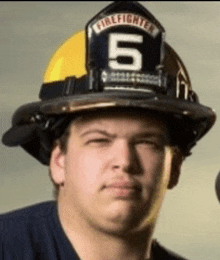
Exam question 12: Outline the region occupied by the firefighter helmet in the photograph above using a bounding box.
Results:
[2,1,216,165]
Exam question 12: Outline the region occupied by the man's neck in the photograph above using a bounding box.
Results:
[57,199,155,260]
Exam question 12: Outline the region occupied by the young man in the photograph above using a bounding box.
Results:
[1,1,216,260]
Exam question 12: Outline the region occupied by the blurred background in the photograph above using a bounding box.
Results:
[1,2,220,259]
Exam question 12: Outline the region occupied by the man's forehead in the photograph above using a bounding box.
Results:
[69,108,168,134]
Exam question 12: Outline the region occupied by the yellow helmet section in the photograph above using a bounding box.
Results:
[43,30,87,83]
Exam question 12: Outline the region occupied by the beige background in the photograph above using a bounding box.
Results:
[1,1,220,259]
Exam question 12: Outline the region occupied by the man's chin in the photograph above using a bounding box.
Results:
[101,201,148,231]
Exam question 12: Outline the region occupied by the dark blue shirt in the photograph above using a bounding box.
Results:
[0,201,187,259]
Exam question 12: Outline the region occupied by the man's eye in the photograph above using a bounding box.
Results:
[135,139,163,149]
[86,138,110,145]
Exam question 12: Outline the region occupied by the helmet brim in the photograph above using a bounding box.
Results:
[3,91,216,147]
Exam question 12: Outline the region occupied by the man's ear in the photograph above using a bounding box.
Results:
[168,149,184,189]
[50,144,66,186]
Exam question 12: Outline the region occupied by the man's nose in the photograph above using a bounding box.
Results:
[111,140,141,174]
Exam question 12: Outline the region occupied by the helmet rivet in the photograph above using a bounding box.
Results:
[193,130,197,136]
[183,110,189,115]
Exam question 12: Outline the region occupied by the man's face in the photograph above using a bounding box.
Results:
[52,110,174,234]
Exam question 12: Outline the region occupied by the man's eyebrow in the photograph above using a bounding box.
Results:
[134,131,165,138]
[80,129,116,138]
[133,131,170,142]
[80,129,168,141]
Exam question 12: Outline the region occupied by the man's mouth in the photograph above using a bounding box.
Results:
[104,181,141,199]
